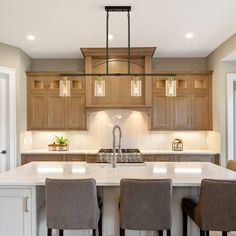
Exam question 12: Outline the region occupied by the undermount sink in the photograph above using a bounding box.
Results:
[88,163,147,168]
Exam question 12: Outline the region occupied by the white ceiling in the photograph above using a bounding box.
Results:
[1,0,236,58]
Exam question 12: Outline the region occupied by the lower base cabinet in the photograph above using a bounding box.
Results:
[143,154,219,164]
[0,188,32,236]
[21,154,97,165]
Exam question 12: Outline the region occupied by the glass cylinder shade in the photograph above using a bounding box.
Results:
[59,77,71,97]
[131,77,142,97]
[165,77,176,96]
[94,77,105,97]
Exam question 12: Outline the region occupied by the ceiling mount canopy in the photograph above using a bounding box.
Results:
[61,6,176,78]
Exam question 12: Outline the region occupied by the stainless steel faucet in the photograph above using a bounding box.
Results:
[112,125,122,168]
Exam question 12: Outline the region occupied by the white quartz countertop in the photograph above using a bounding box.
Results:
[140,150,219,154]
[21,149,99,155]
[0,162,234,187]
[21,149,219,155]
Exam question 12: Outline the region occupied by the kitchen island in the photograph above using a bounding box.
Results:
[0,162,235,236]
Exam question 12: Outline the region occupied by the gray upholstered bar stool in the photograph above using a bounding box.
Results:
[45,178,102,236]
[226,160,236,171]
[182,179,236,236]
[120,179,172,236]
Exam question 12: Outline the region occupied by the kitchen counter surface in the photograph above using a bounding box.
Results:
[21,149,219,155]
[0,161,234,186]
[21,149,99,155]
[140,149,219,155]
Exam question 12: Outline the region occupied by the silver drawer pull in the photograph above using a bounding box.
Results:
[24,197,29,213]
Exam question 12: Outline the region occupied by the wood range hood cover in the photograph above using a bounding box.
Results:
[82,47,156,112]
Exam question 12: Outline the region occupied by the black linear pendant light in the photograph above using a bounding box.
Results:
[61,6,176,78]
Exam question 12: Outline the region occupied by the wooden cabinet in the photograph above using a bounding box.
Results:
[27,73,87,130]
[0,188,32,236]
[151,72,212,131]
[152,93,171,130]
[29,93,48,129]
[21,154,88,165]
[66,93,86,130]
[82,48,154,109]
[143,154,219,164]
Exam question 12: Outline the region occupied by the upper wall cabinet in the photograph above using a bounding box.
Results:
[81,47,155,109]
[151,72,212,131]
[27,73,87,131]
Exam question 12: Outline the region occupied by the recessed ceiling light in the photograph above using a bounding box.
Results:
[27,35,35,41]
[108,34,114,40]
[185,33,194,39]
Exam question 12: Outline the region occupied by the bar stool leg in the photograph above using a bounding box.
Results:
[167,229,171,236]
[59,229,63,236]
[222,232,227,236]
[120,228,125,236]
[99,217,102,236]
[182,210,187,236]
[200,230,206,236]
[93,229,96,236]
[158,230,163,236]
[47,228,52,236]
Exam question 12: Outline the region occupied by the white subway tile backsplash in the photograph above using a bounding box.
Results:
[21,110,212,151]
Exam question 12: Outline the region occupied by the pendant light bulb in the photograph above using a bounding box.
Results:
[131,75,142,97]
[165,77,176,97]
[59,76,71,97]
[94,75,105,97]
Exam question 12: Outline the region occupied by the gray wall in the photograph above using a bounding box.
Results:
[0,42,32,165]
[31,57,207,72]
[31,59,84,71]
[207,33,236,165]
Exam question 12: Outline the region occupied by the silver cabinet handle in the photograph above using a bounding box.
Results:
[24,196,29,213]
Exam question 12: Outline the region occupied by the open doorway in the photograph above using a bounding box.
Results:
[0,66,16,172]
[227,73,236,160]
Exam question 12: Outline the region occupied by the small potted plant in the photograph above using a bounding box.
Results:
[48,136,69,151]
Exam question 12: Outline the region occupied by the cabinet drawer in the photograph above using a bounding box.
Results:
[65,154,86,162]
[21,154,64,165]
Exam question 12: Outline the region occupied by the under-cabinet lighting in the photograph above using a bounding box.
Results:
[174,168,202,174]
[165,77,176,97]
[60,77,71,97]
[94,76,105,96]
[153,167,167,174]
[131,76,142,97]
[37,167,64,173]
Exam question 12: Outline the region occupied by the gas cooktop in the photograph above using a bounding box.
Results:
[97,149,143,163]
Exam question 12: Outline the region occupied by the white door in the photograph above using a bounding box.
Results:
[0,75,7,173]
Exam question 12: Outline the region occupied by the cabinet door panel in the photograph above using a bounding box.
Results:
[173,94,191,130]
[152,93,171,130]
[0,189,31,236]
[191,94,209,130]
[29,93,47,129]
[48,93,65,129]
[66,93,86,130]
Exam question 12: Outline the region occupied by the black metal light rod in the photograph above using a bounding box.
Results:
[128,10,131,74]
[60,73,177,77]
[106,10,109,74]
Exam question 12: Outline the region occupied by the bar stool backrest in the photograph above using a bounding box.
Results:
[45,178,100,230]
[226,160,236,172]
[120,178,172,231]
[197,179,236,231]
